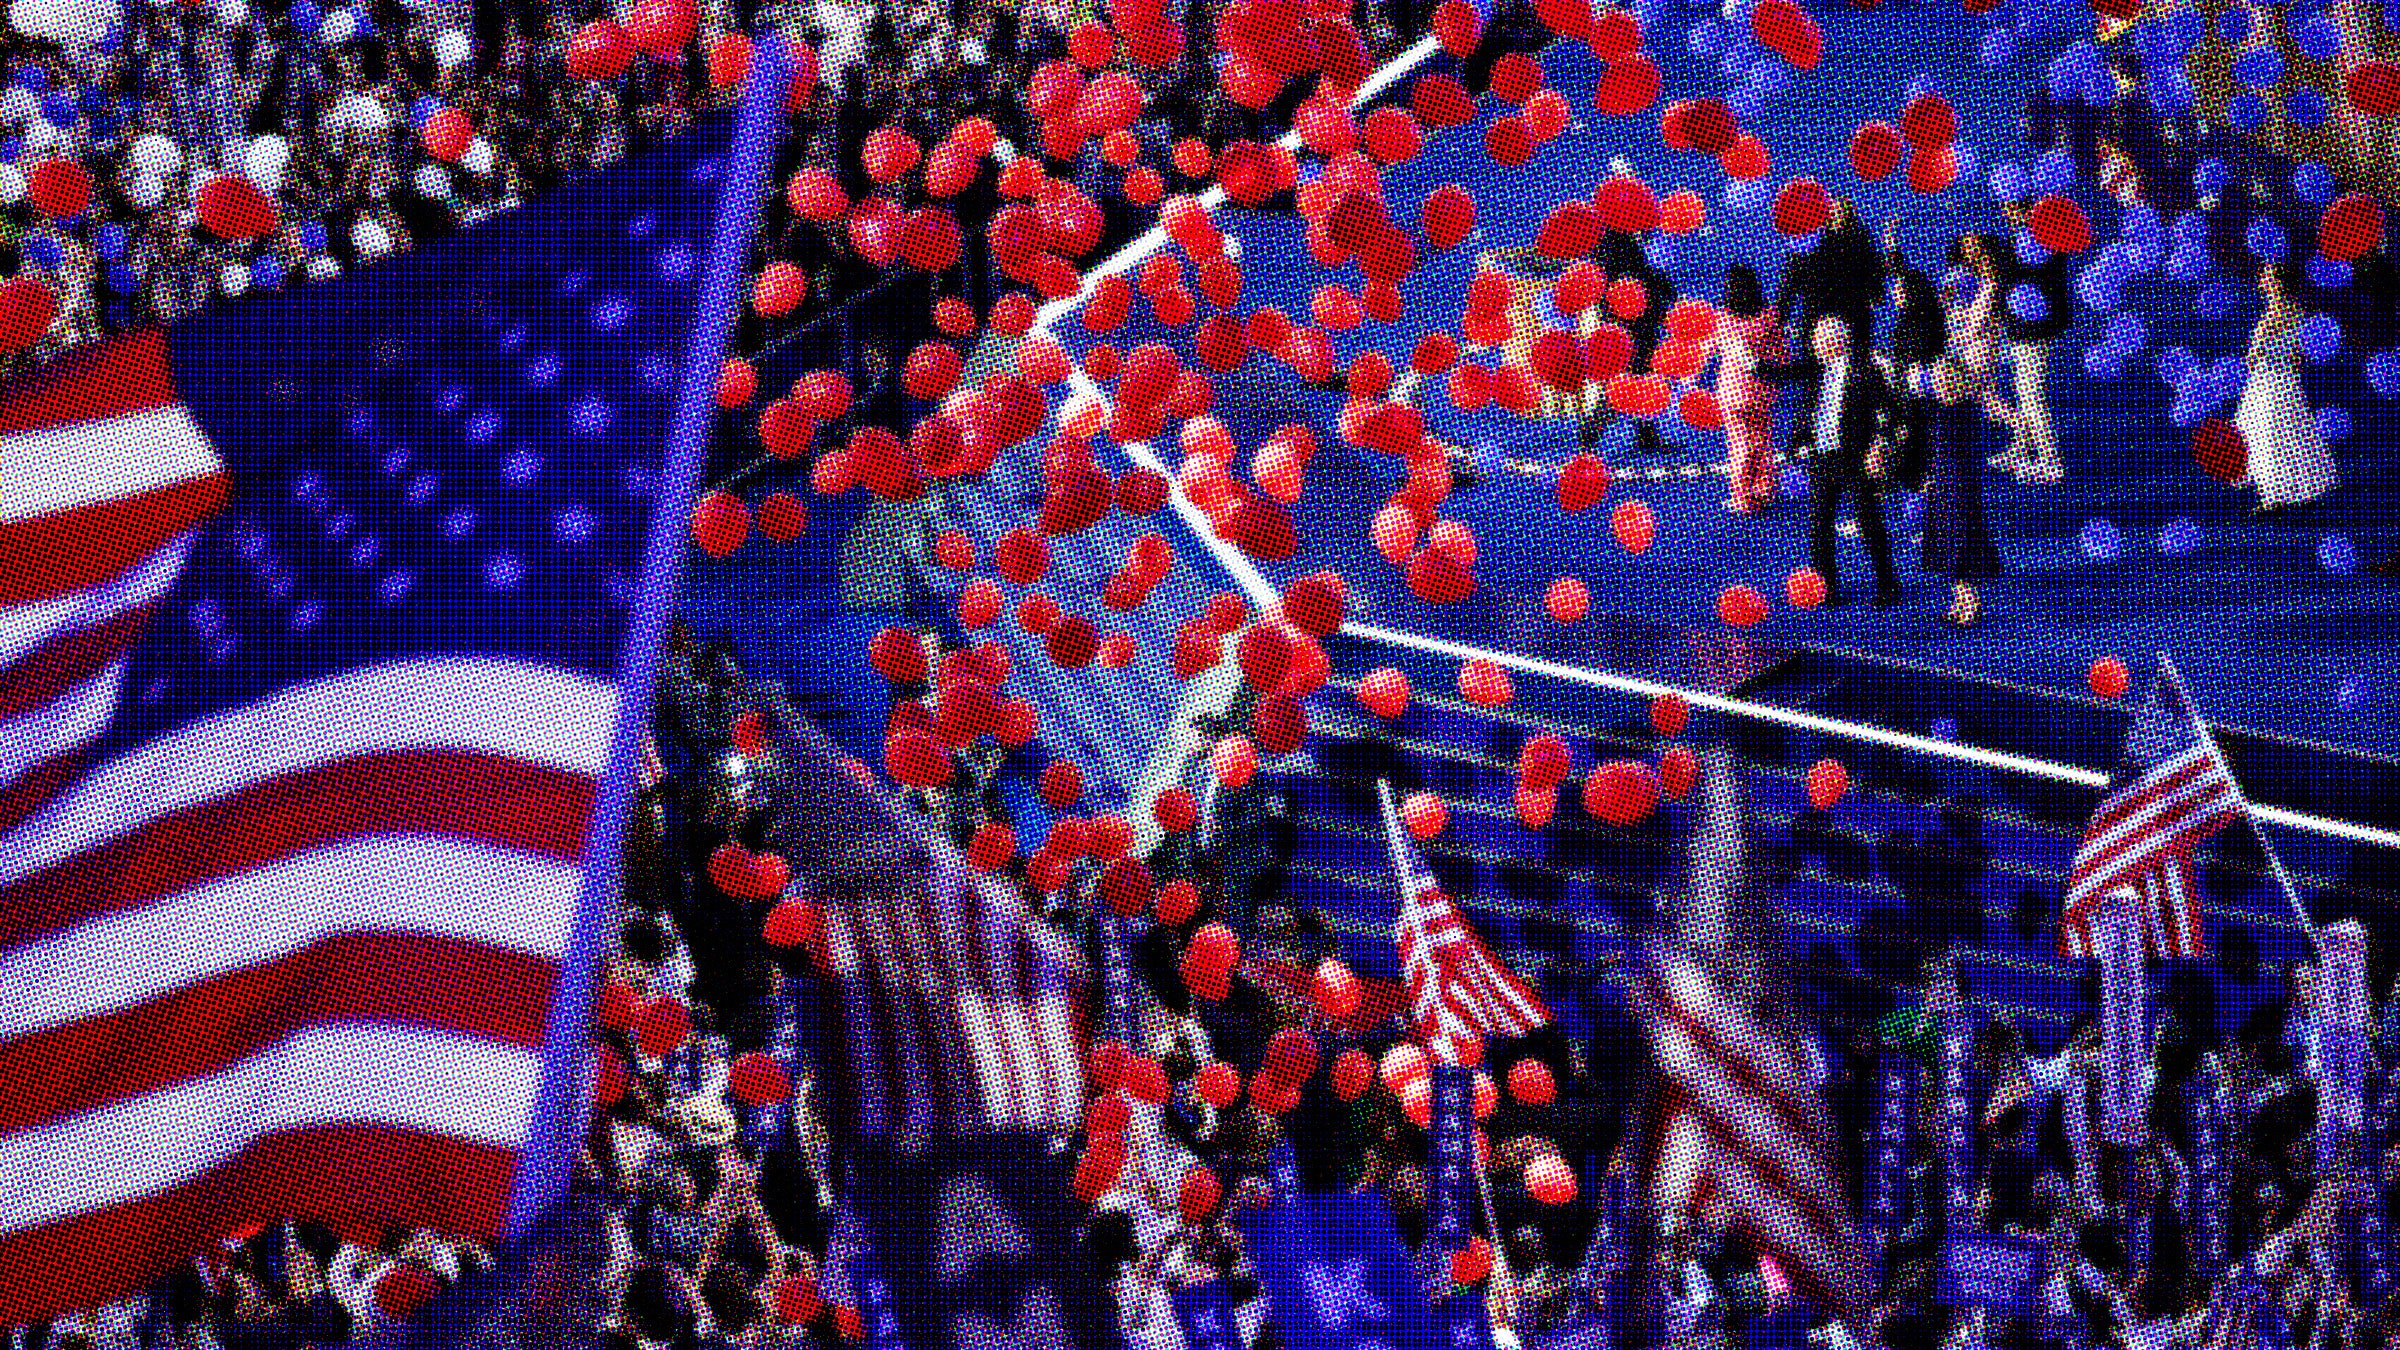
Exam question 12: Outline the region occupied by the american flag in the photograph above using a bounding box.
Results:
[1374,780,1548,1064]
[1631,744,1867,1327]
[1631,946,1868,1327]
[2059,659,2245,961]
[0,112,758,1323]
[771,717,1087,1150]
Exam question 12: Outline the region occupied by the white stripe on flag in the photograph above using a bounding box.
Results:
[0,407,221,526]
[0,837,580,1042]
[1,659,614,886]
[0,533,192,669]
[0,661,123,789]
[0,1024,540,1237]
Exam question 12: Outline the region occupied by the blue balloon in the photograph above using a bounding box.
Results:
[2290,162,2337,205]
[1724,178,1771,214]
[2007,282,2049,322]
[2158,517,2200,555]
[2147,68,2194,116]
[40,93,76,125]
[2245,216,2287,259]
[2294,16,2342,60]
[2317,404,2352,441]
[2220,5,2250,42]
[2121,201,2162,240]
[2032,147,2077,195]
[252,255,287,290]
[2083,346,2121,379]
[2299,313,2342,363]
[2366,349,2400,397]
[2229,92,2270,133]
[1724,87,1766,122]
[1687,19,1723,55]
[2014,231,2051,267]
[0,137,20,165]
[2307,256,2352,289]
[2165,7,2205,49]
[1978,28,2016,66]
[2193,158,2229,198]
[1780,464,1810,501]
[2078,518,2124,560]
[1989,162,2031,201]
[2106,311,2146,351]
[2286,89,2328,128]
[2159,345,2198,384]
[1953,145,1982,184]
[25,236,60,271]
[2166,244,2209,281]
[17,68,51,93]
[2233,45,2283,89]
[93,222,126,259]
[2318,533,2360,574]
[107,262,141,295]
[299,219,329,251]
[2169,390,2210,426]
[2123,234,2163,274]
[411,95,441,127]
[2337,676,2373,712]
[1718,48,1751,80]
[2076,261,2123,313]
[289,0,322,31]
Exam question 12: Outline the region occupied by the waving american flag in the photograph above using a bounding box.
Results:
[0,72,782,1323]
[1374,780,1548,1064]
[2060,657,2246,961]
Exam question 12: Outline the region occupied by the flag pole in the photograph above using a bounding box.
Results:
[2157,653,2320,954]
[501,40,790,1241]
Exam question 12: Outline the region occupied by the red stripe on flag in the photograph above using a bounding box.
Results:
[0,603,154,723]
[0,470,228,610]
[0,1125,515,1326]
[0,752,595,951]
[0,330,181,439]
[0,745,85,839]
[0,933,553,1140]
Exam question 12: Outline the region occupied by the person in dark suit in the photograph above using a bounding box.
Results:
[1777,196,1882,355]
[1917,358,2003,626]
[1757,315,1907,608]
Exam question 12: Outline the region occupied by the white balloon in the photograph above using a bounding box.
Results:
[124,172,164,209]
[328,90,385,134]
[216,0,247,25]
[220,263,250,297]
[318,8,354,41]
[244,135,289,191]
[21,118,58,155]
[459,137,495,175]
[307,255,340,281]
[130,132,182,176]
[352,218,392,257]
[991,139,1016,165]
[1224,236,1242,260]
[9,0,113,46]
[0,164,24,206]
[412,164,450,197]
[0,88,36,127]
[431,26,471,66]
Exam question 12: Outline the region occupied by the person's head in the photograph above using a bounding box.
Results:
[1724,262,1764,316]
[2262,257,2305,307]
[2001,198,2029,230]
[1812,315,1851,362]
[1930,356,1969,403]
[1829,197,1857,232]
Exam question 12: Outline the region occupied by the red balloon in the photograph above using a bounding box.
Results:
[1358,666,1411,719]
[634,996,693,1058]
[1658,743,1698,799]
[1806,756,1850,809]
[690,490,749,557]
[1749,0,1819,67]
[1720,134,1771,180]
[2192,417,2248,483]
[1771,177,1832,236]
[1330,1048,1376,1100]
[1360,106,1424,163]
[1527,1155,1578,1205]
[1849,121,1902,181]
[1178,1166,1225,1222]
[194,175,278,241]
[1583,759,1659,825]
[1611,498,1655,553]
[1484,115,1535,166]
[1682,98,1739,154]
[1589,6,1642,57]
[2026,194,2092,254]
[2346,61,2400,118]
[1717,582,1768,628]
[0,276,60,354]
[421,108,474,163]
[1592,176,1660,233]
[1907,143,1958,195]
[1507,1058,1557,1105]
[25,159,91,220]
[622,0,695,55]
[728,1051,791,1105]
[1557,452,1611,512]
[1787,565,1829,609]
[2318,194,2386,262]
[1594,55,1661,115]
[1423,183,1478,250]
[1899,92,1957,149]
[2088,656,2131,699]
[565,19,636,78]
[1433,0,1481,53]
